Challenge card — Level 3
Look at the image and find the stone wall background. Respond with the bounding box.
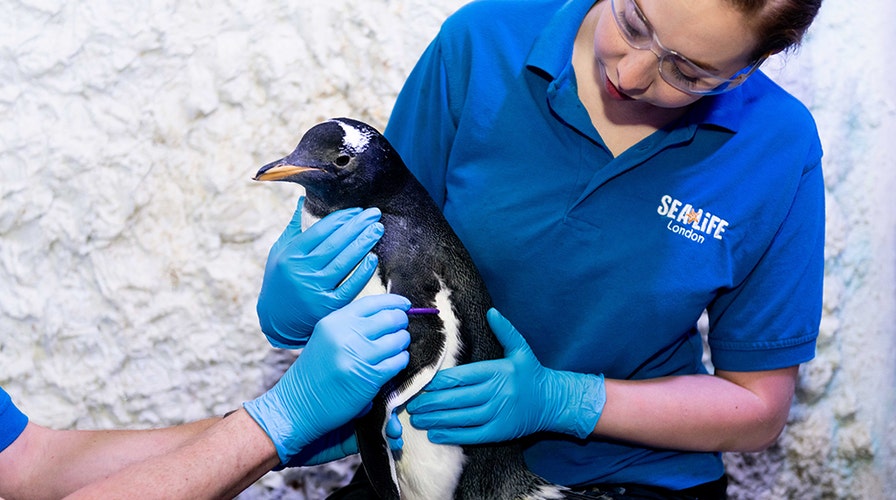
[0,1,892,498]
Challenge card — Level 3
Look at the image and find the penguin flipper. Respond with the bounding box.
[356,397,401,500]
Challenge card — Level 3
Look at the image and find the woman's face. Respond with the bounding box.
[592,0,760,109]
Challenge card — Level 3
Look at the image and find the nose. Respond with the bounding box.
[615,49,659,92]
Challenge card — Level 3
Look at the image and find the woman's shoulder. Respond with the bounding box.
[741,71,818,129]
[732,72,824,178]
[728,71,821,162]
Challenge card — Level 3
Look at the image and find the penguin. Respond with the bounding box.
[254,118,594,500]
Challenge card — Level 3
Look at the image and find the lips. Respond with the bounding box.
[604,77,634,101]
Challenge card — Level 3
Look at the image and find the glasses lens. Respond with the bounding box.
[612,0,652,49]
[660,54,763,95]
[659,55,717,94]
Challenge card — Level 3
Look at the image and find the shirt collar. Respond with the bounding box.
[686,87,746,133]
[526,0,593,80]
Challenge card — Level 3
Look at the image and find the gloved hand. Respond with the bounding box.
[286,413,404,467]
[257,196,384,348]
[244,294,411,465]
[406,308,605,444]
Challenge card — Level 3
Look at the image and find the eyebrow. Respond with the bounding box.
[633,0,722,73]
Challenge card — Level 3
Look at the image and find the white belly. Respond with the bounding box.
[364,277,466,500]
[391,286,465,500]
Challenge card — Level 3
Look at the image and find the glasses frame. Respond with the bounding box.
[609,0,765,96]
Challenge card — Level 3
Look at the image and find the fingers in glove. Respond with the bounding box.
[371,342,410,379]
[342,294,410,321]
[298,207,379,257]
[407,377,497,415]
[426,423,499,446]
[386,412,404,451]
[355,309,411,375]
[386,412,403,439]
[486,308,531,356]
[291,206,365,253]
[324,295,411,366]
[332,252,380,302]
[313,208,382,255]
[319,218,384,287]
[419,359,501,391]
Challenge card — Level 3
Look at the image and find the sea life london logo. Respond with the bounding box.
[656,195,729,244]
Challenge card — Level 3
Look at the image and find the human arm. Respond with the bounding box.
[594,366,797,452]
[2,294,410,500]
[407,309,797,453]
[64,411,403,500]
[63,410,277,500]
[0,417,220,500]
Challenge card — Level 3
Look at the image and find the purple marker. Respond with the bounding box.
[407,307,440,315]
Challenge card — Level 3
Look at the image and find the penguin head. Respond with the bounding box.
[254,118,406,210]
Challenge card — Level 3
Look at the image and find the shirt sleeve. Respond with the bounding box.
[0,386,29,452]
[384,25,461,209]
[707,159,825,371]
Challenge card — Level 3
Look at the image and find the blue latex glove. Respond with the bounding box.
[286,413,404,467]
[406,308,606,444]
[257,196,384,348]
[245,294,411,464]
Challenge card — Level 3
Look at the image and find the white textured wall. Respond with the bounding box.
[0,1,892,498]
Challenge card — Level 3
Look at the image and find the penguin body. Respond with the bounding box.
[256,118,589,500]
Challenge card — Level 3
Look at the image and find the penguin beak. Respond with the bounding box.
[253,163,318,182]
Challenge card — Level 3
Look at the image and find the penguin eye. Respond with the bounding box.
[334,155,352,167]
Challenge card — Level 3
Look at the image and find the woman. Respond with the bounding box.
[257,0,824,497]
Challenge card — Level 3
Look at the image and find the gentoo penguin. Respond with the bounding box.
[255,118,592,500]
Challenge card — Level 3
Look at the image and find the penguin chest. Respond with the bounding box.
[390,284,466,500]
[362,271,466,500]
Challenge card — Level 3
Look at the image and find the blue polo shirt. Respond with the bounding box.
[1,386,28,453]
[385,0,824,490]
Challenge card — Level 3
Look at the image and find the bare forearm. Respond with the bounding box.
[1,417,220,499]
[591,367,798,452]
[65,409,279,499]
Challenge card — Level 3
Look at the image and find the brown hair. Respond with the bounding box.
[725,0,823,61]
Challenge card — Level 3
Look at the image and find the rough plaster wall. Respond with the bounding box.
[0,1,892,499]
